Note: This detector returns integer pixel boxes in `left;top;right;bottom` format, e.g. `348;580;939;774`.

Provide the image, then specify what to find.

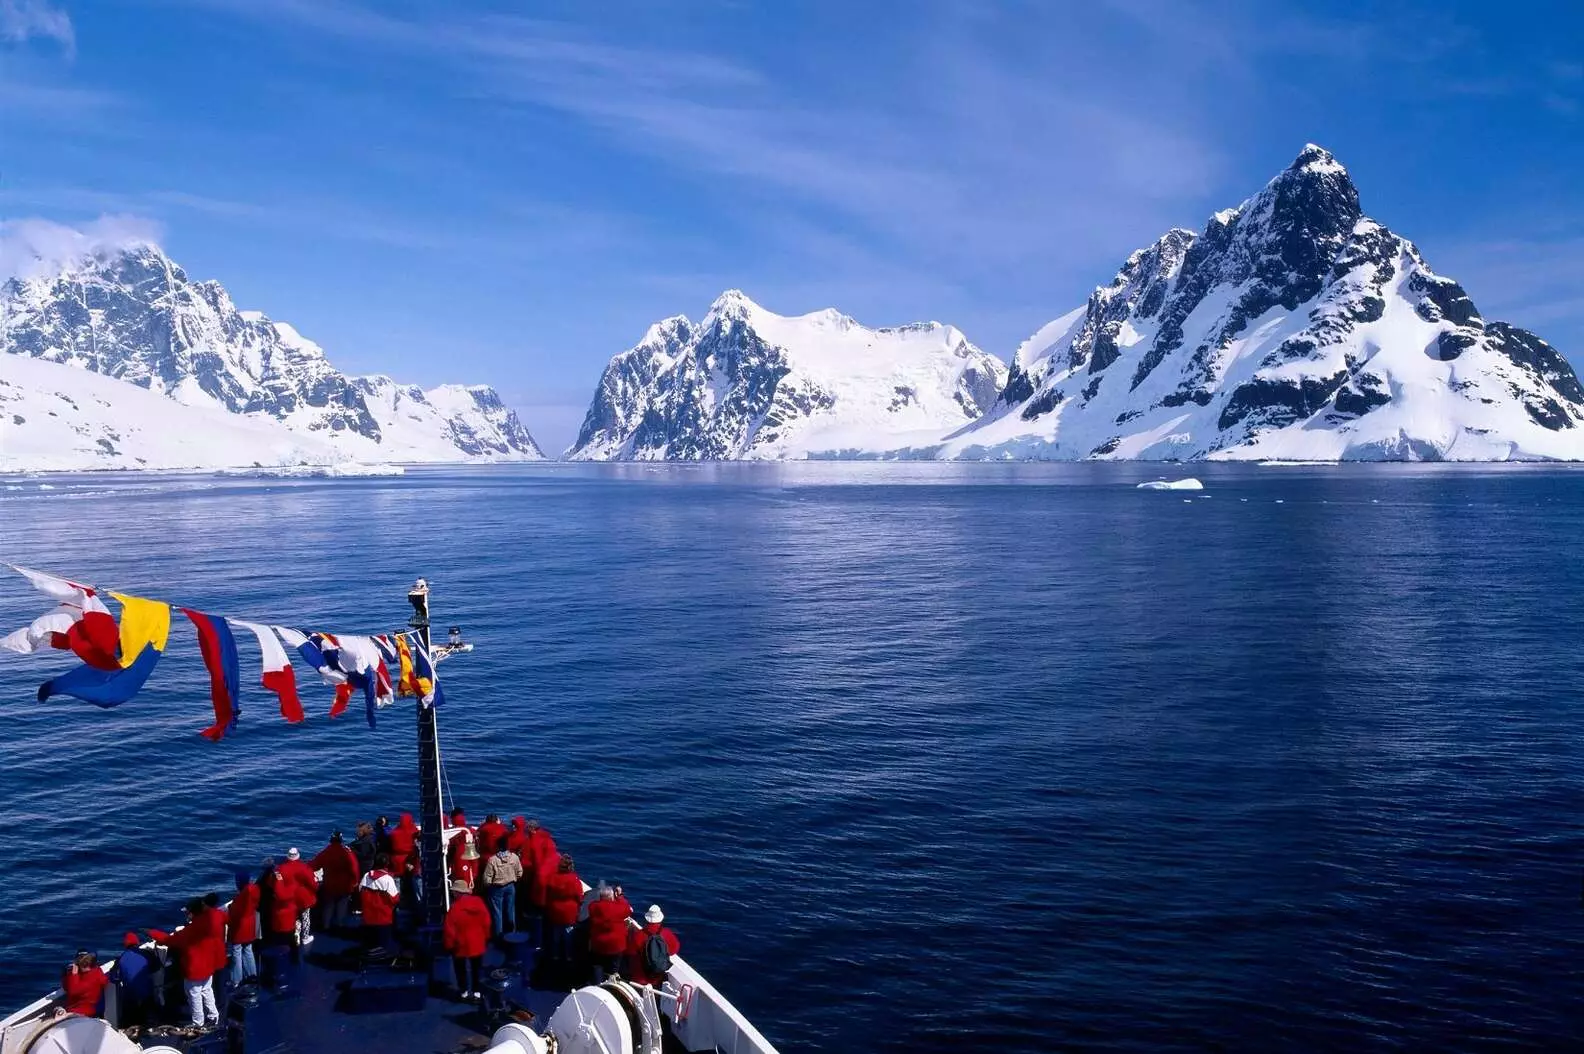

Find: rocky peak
705;288;758;323
1237;142;1362;277
640;315;694;349
570;293;1007;460
967;143;1584;462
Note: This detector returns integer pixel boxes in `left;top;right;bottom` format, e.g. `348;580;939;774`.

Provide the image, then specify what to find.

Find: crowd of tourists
56;807;681;1029
438;808;680;1000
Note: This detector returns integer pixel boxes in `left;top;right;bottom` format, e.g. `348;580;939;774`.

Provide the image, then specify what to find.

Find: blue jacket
108;947;155;1001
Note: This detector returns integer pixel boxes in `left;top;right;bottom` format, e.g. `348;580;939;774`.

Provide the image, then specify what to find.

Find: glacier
0;352;348;472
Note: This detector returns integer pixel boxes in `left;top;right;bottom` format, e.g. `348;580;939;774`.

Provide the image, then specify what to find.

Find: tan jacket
482;850;524;887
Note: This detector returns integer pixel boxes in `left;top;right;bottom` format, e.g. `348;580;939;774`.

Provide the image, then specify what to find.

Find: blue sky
2;0;1581;452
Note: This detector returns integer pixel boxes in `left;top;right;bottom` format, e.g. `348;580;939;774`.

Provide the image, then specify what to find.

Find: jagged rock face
569;291;1008;460
949;145;1584;462
0;244;543;461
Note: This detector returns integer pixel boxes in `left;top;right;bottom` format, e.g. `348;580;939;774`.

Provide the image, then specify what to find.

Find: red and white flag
229;620;305;723
1;565;117;667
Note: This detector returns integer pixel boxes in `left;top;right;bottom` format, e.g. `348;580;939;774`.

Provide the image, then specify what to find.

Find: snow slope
1;241;544;463
939;145;1584;462
0;353;347;471
568;290;1007;460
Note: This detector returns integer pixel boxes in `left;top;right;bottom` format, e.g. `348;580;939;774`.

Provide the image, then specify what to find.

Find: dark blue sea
2;462;1583;1051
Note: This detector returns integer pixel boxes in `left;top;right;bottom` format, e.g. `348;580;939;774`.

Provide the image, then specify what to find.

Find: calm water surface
1;462;1583;1051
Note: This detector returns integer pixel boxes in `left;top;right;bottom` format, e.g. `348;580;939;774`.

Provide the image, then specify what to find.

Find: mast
408;578;448;930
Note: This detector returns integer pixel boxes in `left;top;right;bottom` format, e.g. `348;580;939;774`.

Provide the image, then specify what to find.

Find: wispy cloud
0;74;118;116
0;215;162;282
166;0;1244;350
0;181;645;264
0;0;73;52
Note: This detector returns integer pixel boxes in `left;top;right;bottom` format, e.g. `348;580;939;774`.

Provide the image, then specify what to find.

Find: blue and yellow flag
37;593;169;708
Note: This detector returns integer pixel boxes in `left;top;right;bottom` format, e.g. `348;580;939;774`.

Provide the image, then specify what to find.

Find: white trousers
183;977;218;1026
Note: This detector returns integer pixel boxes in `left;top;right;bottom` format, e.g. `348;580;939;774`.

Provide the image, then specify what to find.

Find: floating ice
217;463;406;478
1136;478;1204;491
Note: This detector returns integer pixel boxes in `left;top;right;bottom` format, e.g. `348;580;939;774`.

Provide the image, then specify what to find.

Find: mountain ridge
937;144;1584;461
568;290;1007;460
0;241;544;465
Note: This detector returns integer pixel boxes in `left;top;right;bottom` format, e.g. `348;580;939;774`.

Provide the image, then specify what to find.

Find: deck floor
155;927;571;1054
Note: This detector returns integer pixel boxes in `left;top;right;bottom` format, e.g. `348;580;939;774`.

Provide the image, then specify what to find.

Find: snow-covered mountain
568;290;1007;460
0;352;346;471
939;145;1584;461
0;242;544;464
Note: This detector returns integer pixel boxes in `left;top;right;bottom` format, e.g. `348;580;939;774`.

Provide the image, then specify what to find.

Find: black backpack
641;930;672;975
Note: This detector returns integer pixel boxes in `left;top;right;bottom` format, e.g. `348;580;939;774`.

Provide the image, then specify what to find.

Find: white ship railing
0;958;129;1054
0;989;66;1054
662;955;779;1054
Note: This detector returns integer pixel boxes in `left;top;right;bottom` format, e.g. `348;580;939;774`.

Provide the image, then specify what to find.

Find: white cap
286;847;300;860
645;905;664;924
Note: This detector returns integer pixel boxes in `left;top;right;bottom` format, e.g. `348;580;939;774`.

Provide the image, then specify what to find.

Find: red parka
587;897;633;957
524;828;558;907
278;858;318;907
202;906;228;975
451;856;479;889
312;841;361;901
625;924;680;987
265;872;308;936
61;967;108;1016
477;819;508;857
543;869;584;928
149;917;221;982
506;817;529;858
387;814;419;876
445;813;473;869
228;883;261;945
442;892;492;958
359;869;400;926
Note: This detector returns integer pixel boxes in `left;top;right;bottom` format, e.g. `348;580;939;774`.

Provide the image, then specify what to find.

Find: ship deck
218;931;563;1054
114;920;578;1054
2;912;776;1054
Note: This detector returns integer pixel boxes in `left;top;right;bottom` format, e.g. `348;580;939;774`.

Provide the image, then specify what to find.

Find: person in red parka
585;884;633;983
278;847;319;947
445;808;474;873
227;871;261;986
149;899;221;1028
625;904;680;988
442;877;491;1000
522;819;558;918
358;853;401;953
259;861;308;991
542;854;583;966
263;863;308;943
477;813;508;857
61;951;108;1017
505;816;530;858
311;831;361;931
387;812;420;909
200;893;229;988
506;817;534;930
